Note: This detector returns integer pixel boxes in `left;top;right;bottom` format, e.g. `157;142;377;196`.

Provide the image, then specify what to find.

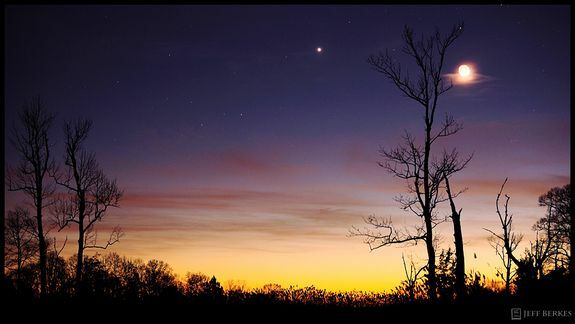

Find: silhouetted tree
527;215;556;279
350;23;470;302
5;207;38;290
184;272;224;303
435;248;457;301
205;276;224;301
400;253;426;302
225;279;248;303
79;254;122;299
46;251;70;296
100;253;145;301
53;119;123;294
185;272;210;297
7;97;56;296
141;259;179;301
536;184;571;274
444;163;467;299
484;178;522;294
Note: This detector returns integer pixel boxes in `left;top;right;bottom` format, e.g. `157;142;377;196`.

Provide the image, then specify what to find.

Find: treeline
2;250;495;306
3;246;568;307
3;251;388;306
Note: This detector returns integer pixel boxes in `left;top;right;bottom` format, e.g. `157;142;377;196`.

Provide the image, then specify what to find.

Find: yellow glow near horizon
70;227;514;293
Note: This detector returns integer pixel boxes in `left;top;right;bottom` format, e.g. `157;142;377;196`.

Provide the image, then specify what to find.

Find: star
316;47;322;53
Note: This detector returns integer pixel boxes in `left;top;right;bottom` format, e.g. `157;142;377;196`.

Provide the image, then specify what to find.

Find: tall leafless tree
6;97;55;296
350;24;469;301
484;178;522;294
5;207;38;289
53;119;123;294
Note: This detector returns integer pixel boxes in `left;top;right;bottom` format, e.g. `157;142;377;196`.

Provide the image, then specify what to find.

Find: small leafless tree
484;178;522;294
401;253;426;301
349;23;469;302
52;119;123;293
6;97;56;296
5;207;38;288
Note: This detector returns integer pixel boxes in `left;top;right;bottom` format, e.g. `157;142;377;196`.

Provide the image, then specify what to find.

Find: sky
4;5;571;292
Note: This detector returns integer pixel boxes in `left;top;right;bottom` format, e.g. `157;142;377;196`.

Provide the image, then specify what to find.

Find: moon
316;47;323;53
458;64;471;78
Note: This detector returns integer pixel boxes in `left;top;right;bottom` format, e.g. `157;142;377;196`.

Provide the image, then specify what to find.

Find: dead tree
443;170;466;299
53;119;123;293
484;178;522;294
6;97;55;296
351;24;467;301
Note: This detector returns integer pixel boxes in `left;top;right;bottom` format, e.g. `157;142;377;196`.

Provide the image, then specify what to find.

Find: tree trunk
76;227;84;295
444;174;465;300
452;212;465;297
423;118;437;302
424;214;437;302
76;195;86;295
36;195;47;297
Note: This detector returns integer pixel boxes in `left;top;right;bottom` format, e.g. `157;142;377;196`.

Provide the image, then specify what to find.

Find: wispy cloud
444;72;496;86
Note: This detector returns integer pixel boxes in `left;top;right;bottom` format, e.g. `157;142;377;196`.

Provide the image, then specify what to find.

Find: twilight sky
4;5;570;291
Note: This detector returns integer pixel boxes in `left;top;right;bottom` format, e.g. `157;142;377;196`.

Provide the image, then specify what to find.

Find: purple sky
4;5;570;290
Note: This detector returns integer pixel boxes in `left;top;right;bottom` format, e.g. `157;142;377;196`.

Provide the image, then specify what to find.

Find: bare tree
53;119;123;293
6;97;55;296
5;207;38;289
484;178;522;294
350;24;468;301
